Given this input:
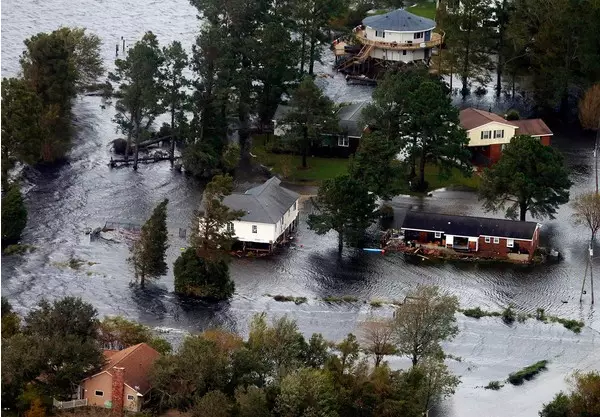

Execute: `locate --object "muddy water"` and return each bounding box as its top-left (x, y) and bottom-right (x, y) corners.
top-left (2, 0), bottom-right (599, 415)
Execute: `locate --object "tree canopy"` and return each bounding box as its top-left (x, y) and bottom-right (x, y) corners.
top-left (1, 185), bottom-right (28, 247)
top-left (479, 135), bottom-right (572, 221)
top-left (308, 175), bottom-right (377, 252)
top-left (572, 192), bottom-right (600, 241)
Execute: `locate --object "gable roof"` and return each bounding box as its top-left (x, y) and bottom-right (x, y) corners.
top-left (512, 119), bottom-right (553, 137)
top-left (100, 343), bottom-right (160, 395)
top-left (459, 108), bottom-right (517, 131)
top-left (363, 9), bottom-right (436, 32)
top-left (222, 177), bottom-right (299, 224)
top-left (337, 102), bottom-right (370, 137)
top-left (401, 211), bottom-right (539, 240)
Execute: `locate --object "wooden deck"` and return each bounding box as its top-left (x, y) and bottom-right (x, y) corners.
top-left (355, 30), bottom-right (443, 50)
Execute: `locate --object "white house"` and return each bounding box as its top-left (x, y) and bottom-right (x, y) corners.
top-left (335, 8), bottom-right (443, 68)
top-left (219, 177), bottom-right (300, 251)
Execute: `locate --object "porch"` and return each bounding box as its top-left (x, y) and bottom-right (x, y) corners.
top-left (355, 30), bottom-right (443, 50)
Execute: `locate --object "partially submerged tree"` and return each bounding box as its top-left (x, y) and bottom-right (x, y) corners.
top-left (1, 185), bottom-right (28, 247)
top-left (308, 175), bottom-right (377, 252)
top-left (359, 318), bottom-right (396, 367)
top-left (109, 32), bottom-right (164, 169)
top-left (540, 371), bottom-right (600, 417)
top-left (479, 135), bottom-right (572, 221)
top-left (283, 76), bottom-right (338, 168)
top-left (173, 248), bottom-right (234, 300)
top-left (579, 83), bottom-right (600, 131)
top-left (572, 192), bottom-right (600, 241)
top-left (392, 286), bottom-right (459, 366)
top-left (131, 199), bottom-right (169, 288)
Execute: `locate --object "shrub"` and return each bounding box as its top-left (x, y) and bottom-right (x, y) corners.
top-left (1, 185), bottom-right (27, 247)
top-left (272, 295), bottom-right (307, 305)
top-left (549, 317), bottom-right (584, 333)
top-left (463, 307), bottom-right (487, 318)
top-left (536, 308), bottom-right (546, 321)
top-left (508, 360), bottom-right (548, 385)
top-left (502, 306), bottom-right (516, 324)
top-left (484, 380), bottom-right (503, 390)
top-left (2, 244), bottom-right (35, 256)
top-left (370, 300), bottom-right (383, 308)
top-left (173, 248), bottom-right (234, 300)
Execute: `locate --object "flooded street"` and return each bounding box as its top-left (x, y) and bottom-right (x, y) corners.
top-left (2, 0), bottom-right (599, 415)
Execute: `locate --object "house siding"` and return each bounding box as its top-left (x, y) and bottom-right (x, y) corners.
top-left (466, 122), bottom-right (517, 147)
top-left (364, 27), bottom-right (434, 43)
top-left (83, 372), bottom-right (113, 408)
top-left (477, 236), bottom-right (536, 260)
top-left (232, 221), bottom-right (277, 243)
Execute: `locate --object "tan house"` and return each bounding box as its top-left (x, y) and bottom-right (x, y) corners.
top-left (459, 108), bottom-right (553, 165)
top-left (79, 343), bottom-right (160, 413)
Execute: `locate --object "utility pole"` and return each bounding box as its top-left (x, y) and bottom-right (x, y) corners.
top-left (581, 239), bottom-right (595, 304)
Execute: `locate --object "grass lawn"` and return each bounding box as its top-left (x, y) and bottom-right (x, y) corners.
top-left (251, 135), bottom-right (480, 191)
top-left (407, 0), bottom-right (438, 20)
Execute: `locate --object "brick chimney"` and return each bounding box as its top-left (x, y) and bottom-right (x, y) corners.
top-left (111, 367), bottom-right (125, 416)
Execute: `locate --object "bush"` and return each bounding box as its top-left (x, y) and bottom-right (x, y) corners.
top-left (502, 306), bottom-right (516, 324)
top-left (2, 244), bottom-right (35, 256)
top-left (536, 308), bottom-right (546, 321)
top-left (484, 380), bottom-right (503, 390)
top-left (370, 300), bottom-right (383, 308)
top-left (463, 307), bottom-right (487, 318)
top-left (549, 317), bottom-right (584, 333)
top-left (173, 248), bottom-right (234, 300)
top-left (1, 185), bottom-right (27, 247)
top-left (508, 360), bottom-right (548, 385)
top-left (272, 295), bottom-right (307, 305)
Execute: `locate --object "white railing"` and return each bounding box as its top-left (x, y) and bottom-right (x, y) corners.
top-left (53, 398), bottom-right (88, 409)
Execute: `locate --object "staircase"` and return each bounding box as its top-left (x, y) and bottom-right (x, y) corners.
top-left (335, 44), bottom-right (374, 71)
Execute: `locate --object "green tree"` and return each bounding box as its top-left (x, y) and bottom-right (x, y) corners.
top-left (413, 359), bottom-right (461, 414)
top-left (1, 297), bottom-right (21, 339)
top-left (1, 185), bottom-right (28, 247)
top-left (540, 371), bottom-right (600, 417)
top-left (479, 135), bottom-right (572, 221)
top-left (439, 0), bottom-right (494, 96)
top-left (98, 316), bottom-right (171, 354)
top-left (401, 78), bottom-right (471, 191)
top-left (308, 175), bottom-right (377, 252)
top-left (192, 390), bottom-right (232, 417)
top-left (490, 0), bottom-right (514, 97)
top-left (283, 76), bottom-right (338, 168)
top-left (161, 41), bottom-right (189, 165)
top-left (391, 286), bottom-right (459, 366)
top-left (572, 192), bottom-right (600, 241)
top-left (276, 368), bottom-right (339, 417)
top-left (235, 386), bottom-right (272, 417)
top-left (195, 174), bottom-right (244, 253)
top-left (109, 32), bottom-right (164, 169)
top-left (539, 393), bottom-right (571, 417)
top-left (349, 132), bottom-right (404, 200)
top-left (173, 248), bottom-right (234, 299)
top-left (131, 199), bottom-right (169, 288)
top-left (1, 77), bottom-right (44, 181)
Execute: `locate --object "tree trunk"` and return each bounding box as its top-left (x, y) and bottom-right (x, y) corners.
top-left (302, 125), bottom-right (308, 168)
top-left (495, 0), bottom-right (506, 97)
top-left (375, 355), bottom-right (382, 368)
top-left (140, 273), bottom-right (145, 289)
top-left (418, 153), bottom-right (427, 190)
top-left (411, 353), bottom-right (418, 367)
top-left (519, 201), bottom-right (527, 221)
top-left (300, 29), bottom-right (307, 74)
top-left (308, 33), bottom-right (317, 75)
top-left (337, 231), bottom-right (343, 253)
top-left (133, 131), bottom-right (140, 170)
top-left (461, 22), bottom-right (472, 98)
top-left (170, 85), bottom-right (176, 167)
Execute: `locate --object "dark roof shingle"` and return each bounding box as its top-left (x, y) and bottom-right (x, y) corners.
top-left (362, 9), bottom-right (436, 32)
top-left (511, 119), bottom-right (553, 136)
top-left (401, 211), bottom-right (539, 240)
top-left (459, 108), bottom-right (516, 130)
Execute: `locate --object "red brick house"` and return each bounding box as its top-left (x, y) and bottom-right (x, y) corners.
top-left (459, 108), bottom-right (553, 166)
top-left (78, 343), bottom-right (160, 413)
top-left (400, 211), bottom-right (541, 262)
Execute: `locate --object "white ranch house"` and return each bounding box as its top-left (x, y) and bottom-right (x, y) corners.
top-left (214, 177), bottom-right (300, 252)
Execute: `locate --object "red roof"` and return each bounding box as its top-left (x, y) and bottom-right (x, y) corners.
top-left (512, 119), bottom-right (553, 137)
top-left (100, 343), bottom-right (160, 394)
top-left (459, 108), bottom-right (516, 130)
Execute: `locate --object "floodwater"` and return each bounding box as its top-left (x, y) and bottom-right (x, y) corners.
top-left (1, 0), bottom-right (599, 416)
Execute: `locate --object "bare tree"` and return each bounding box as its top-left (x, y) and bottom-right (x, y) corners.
top-left (572, 192), bottom-right (600, 240)
top-left (391, 286), bottom-right (460, 366)
top-left (579, 84), bottom-right (600, 131)
top-left (359, 318), bottom-right (396, 367)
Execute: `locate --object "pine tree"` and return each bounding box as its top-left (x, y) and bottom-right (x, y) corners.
top-left (131, 199), bottom-right (169, 288)
top-left (1, 185), bottom-right (28, 247)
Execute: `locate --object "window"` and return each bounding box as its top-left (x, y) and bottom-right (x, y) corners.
top-left (414, 32), bottom-right (424, 39)
top-left (226, 222), bottom-right (234, 233)
top-left (485, 237), bottom-right (491, 243)
top-left (507, 239), bottom-right (514, 248)
top-left (375, 30), bottom-right (385, 38)
top-left (493, 129), bottom-right (504, 139)
top-left (252, 225), bottom-right (257, 234)
top-left (402, 50), bottom-right (407, 55)
top-left (127, 395), bottom-right (135, 401)
top-left (95, 390), bottom-right (104, 397)
top-left (493, 237), bottom-right (500, 244)
top-left (434, 232), bottom-right (441, 238)
top-left (480, 130), bottom-right (492, 139)
top-left (338, 136), bottom-right (349, 147)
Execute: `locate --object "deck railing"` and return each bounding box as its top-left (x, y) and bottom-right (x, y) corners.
top-left (53, 398), bottom-right (88, 409)
top-left (355, 31), bottom-right (443, 50)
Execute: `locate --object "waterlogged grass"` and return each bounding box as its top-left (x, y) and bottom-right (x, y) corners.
top-left (2, 244), bottom-right (36, 255)
top-left (370, 300), bottom-right (384, 308)
top-left (461, 307), bottom-right (501, 319)
top-left (484, 381), bottom-right (503, 390)
top-left (508, 360), bottom-right (548, 385)
top-left (270, 294), bottom-right (308, 305)
top-left (548, 317), bottom-right (584, 333)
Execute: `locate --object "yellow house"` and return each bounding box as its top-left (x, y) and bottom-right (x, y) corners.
top-left (79, 343), bottom-right (160, 413)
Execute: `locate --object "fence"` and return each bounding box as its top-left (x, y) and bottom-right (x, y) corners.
top-left (53, 398), bottom-right (88, 409)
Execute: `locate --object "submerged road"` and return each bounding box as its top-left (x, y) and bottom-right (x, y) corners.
top-left (2, 0), bottom-right (599, 415)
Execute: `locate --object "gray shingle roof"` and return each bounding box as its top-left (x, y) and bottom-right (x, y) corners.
top-left (363, 9), bottom-right (436, 32)
top-left (337, 102), bottom-right (369, 138)
top-left (401, 211), bottom-right (539, 240)
top-left (222, 177), bottom-right (299, 224)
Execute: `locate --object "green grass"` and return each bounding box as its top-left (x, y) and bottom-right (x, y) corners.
top-left (424, 165), bottom-right (481, 191)
top-left (2, 244), bottom-right (36, 256)
top-left (272, 294), bottom-right (308, 305)
top-left (485, 380), bottom-right (503, 390)
top-left (408, 0), bottom-right (438, 20)
top-left (548, 317), bottom-right (585, 333)
top-left (507, 360), bottom-right (548, 385)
